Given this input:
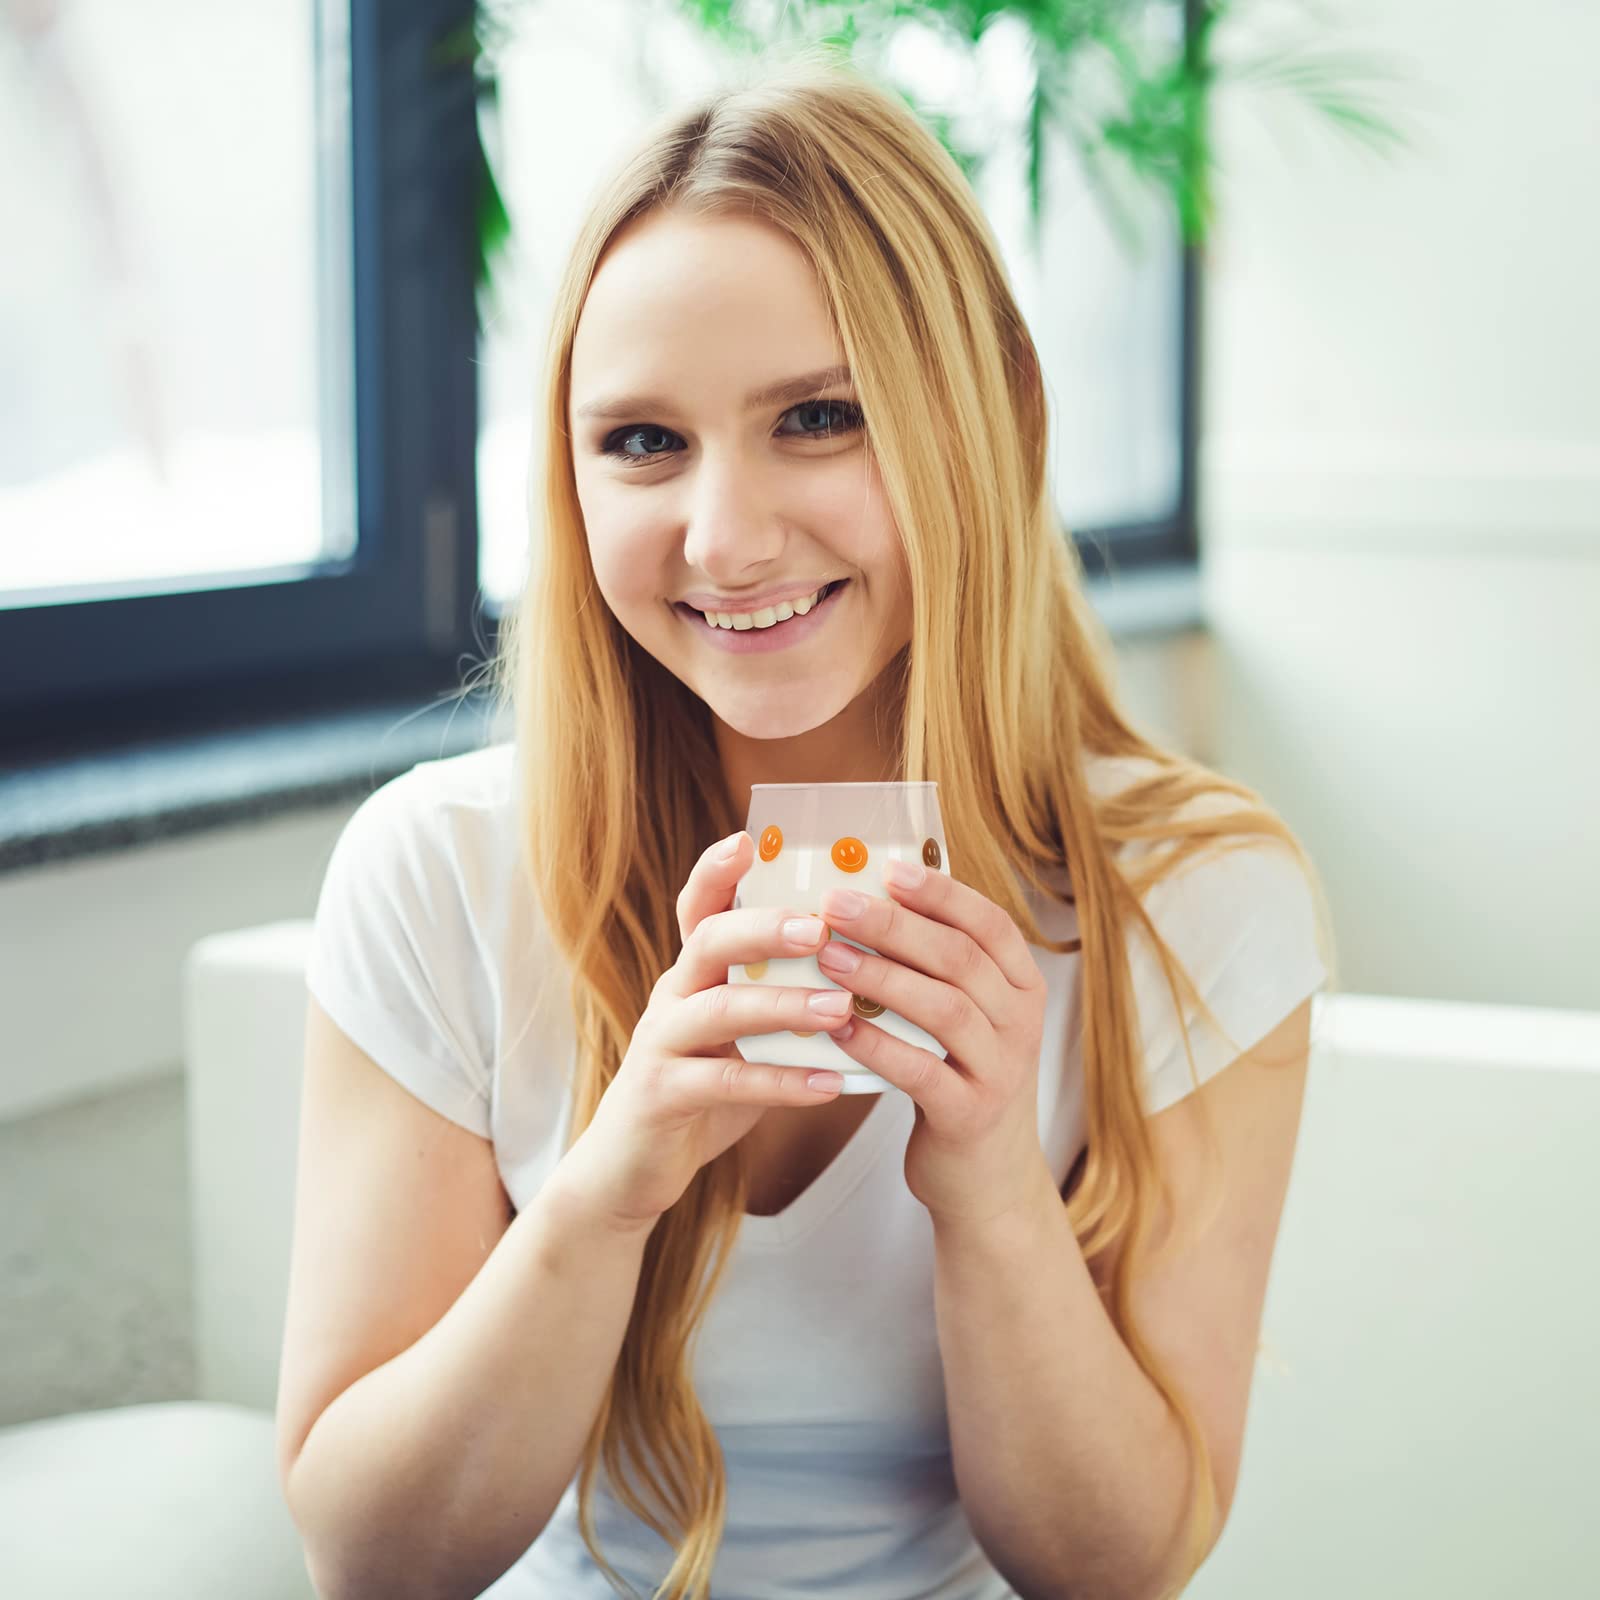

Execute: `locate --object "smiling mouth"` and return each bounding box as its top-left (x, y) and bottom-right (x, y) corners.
top-left (674, 579), bottom-right (847, 631)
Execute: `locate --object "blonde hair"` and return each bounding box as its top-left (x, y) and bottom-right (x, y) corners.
top-left (481, 46), bottom-right (1338, 1600)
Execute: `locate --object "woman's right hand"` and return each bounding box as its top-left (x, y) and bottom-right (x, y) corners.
top-left (552, 829), bottom-right (855, 1234)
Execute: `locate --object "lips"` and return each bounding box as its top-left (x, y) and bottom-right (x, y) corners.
top-left (675, 579), bottom-right (844, 629)
top-left (674, 577), bottom-right (850, 652)
top-left (679, 579), bottom-right (839, 618)
top-left (678, 580), bottom-right (841, 626)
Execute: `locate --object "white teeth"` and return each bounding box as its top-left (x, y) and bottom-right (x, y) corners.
top-left (696, 585), bottom-right (829, 629)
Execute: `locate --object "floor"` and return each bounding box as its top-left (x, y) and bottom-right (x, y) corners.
top-left (0, 1070), bottom-right (194, 1427)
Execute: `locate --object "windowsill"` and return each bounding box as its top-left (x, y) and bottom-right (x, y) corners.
top-left (0, 564), bottom-right (1202, 875)
top-left (1083, 559), bottom-right (1205, 639)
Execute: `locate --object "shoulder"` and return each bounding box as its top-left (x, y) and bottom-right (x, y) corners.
top-left (306, 742), bottom-right (523, 1132)
top-left (317, 740), bottom-right (530, 1003)
top-left (1084, 750), bottom-right (1310, 895)
top-left (1084, 755), bottom-right (1326, 1113)
top-left (329, 741), bottom-right (519, 890)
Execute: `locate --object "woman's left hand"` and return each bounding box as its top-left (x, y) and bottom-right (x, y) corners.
top-left (816, 859), bottom-right (1052, 1226)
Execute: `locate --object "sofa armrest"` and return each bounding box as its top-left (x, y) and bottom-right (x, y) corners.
top-left (182, 920), bottom-right (315, 1413)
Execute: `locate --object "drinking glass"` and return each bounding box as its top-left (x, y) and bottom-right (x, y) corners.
top-left (731, 781), bottom-right (952, 1093)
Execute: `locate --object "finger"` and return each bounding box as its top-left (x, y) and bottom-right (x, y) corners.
top-left (657, 981), bottom-right (856, 1056)
top-left (879, 862), bottom-right (1041, 992)
top-left (818, 886), bottom-right (1012, 1025)
top-left (664, 1056), bottom-right (845, 1106)
top-left (827, 1016), bottom-right (968, 1121)
top-left (816, 937), bottom-right (990, 1073)
top-left (676, 830), bottom-right (750, 947)
top-left (669, 906), bottom-right (830, 999)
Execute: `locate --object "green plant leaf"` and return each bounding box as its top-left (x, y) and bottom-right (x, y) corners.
top-left (448, 0), bottom-right (1414, 328)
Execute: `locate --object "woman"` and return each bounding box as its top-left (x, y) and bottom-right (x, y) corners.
top-left (277, 51), bottom-right (1337, 1600)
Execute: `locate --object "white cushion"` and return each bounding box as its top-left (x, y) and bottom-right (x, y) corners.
top-left (183, 921), bottom-right (315, 1414)
top-left (0, 1401), bottom-right (315, 1600)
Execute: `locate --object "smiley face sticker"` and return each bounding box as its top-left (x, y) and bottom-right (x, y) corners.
top-left (831, 836), bottom-right (868, 873)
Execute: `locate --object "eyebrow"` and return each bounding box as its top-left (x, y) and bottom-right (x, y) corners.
top-left (574, 364), bottom-right (853, 422)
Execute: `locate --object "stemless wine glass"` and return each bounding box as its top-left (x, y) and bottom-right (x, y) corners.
top-left (730, 781), bottom-right (952, 1093)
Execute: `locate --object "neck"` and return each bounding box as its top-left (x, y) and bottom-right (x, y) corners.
top-left (713, 675), bottom-right (904, 823)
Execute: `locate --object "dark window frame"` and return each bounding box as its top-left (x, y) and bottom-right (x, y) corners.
top-left (0, 0), bottom-right (482, 764)
top-left (1074, 233), bottom-right (1200, 582)
top-left (0, 0), bottom-right (1194, 770)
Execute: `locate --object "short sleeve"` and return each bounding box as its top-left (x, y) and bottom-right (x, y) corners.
top-left (1128, 837), bottom-right (1327, 1117)
top-left (305, 771), bottom-right (494, 1138)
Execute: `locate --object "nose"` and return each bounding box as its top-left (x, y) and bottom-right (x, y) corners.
top-left (680, 454), bottom-right (785, 582)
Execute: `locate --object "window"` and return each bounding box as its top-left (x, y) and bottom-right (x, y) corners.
top-left (0, 0), bottom-right (1192, 764)
top-left (0, 0), bottom-right (480, 759)
top-left (1, 2), bottom-right (353, 596)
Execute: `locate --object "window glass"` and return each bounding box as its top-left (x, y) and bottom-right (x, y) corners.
top-left (0, 0), bottom-right (355, 605)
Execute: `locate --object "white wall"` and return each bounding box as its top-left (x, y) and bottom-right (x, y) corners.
top-left (1199, 0), bottom-right (1600, 1011)
top-left (1, 804), bottom-right (359, 1123)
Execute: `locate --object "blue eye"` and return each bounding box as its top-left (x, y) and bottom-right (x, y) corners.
top-left (599, 399), bottom-right (865, 467)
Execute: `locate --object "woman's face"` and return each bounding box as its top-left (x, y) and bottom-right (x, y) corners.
top-left (567, 208), bottom-right (912, 746)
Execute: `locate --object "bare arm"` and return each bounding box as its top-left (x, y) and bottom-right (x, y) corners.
top-left (284, 1134), bottom-right (654, 1600)
top-left (277, 995), bottom-right (655, 1600)
top-left (934, 1004), bottom-right (1313, 1600)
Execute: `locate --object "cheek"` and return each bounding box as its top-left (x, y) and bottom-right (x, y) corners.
top-left (850, 513), bottom-right (911, 612)
top-left (815, 464), bottom-right (900, 571)
top-left (579, 500), bottom-right (661, 605)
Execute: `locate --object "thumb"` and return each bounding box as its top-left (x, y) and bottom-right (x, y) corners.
top-left (675, 830), bottom-right (750, 945)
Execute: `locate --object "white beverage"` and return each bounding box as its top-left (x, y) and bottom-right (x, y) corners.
top-left (731, 783), bottom-right (951, 1092)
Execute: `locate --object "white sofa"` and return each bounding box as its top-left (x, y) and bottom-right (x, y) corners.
top-left (1, 921), bottom-right (1596, 1599)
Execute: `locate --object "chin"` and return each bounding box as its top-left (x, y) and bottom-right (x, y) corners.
top-left (704, 684), bottom-right (851, 741)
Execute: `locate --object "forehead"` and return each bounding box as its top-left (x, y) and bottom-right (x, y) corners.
top-left (569, 210), bottom-right (842, 409)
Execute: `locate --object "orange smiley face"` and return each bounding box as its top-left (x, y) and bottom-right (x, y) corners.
top-left (759, 825), bottom-right (783, 862)
top-left (831, 836), bottom-right (868, 873)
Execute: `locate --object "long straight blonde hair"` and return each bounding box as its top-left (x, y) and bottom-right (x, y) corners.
top-left (483, 46), bottom-right (1338, 1600)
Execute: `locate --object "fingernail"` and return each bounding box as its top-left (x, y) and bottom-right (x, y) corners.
top-left (716, 833), bottom-right (742, 861)
top-left (883, 858), bottom-right (925, 889)
top-left (822, 889), bottom-right (866, 919)
top-left (807, 990), bottom-right (852, 1016)
top-left (817, 940), bottom-right (861, 973)
top-left (781, 917), bottom-right (826, 948)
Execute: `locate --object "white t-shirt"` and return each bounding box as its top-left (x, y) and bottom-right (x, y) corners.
top-left (304, 741), bottom-right (1327, 1600)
